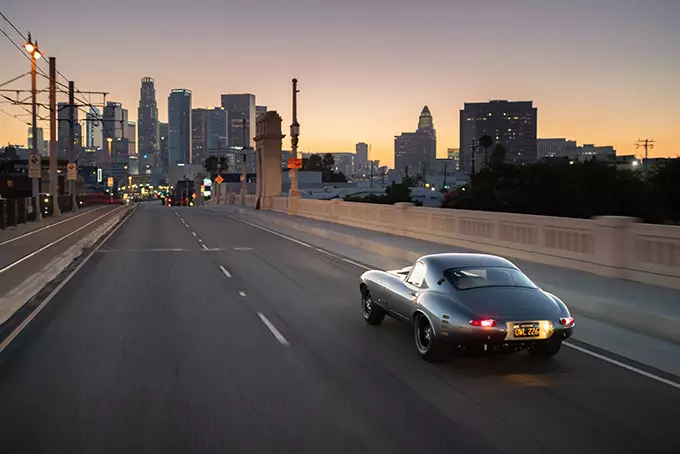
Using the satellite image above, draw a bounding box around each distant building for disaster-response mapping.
[127,122,136,156]
[168,89,192,165]
[191,108,206,165]
[85,106,101,149]
[355,142,369,171]
[159,122,169,172]
[256,105,267,120]
[101,102,128,162]
[57,102,82,159]
[537,138,578,159]
[221,94,256,148]
[460,100,537,171]
[331,152,356,176]
[27,127,47,156]
[137,77,159,173]
[447,148,460,170]
[394,106,437,177]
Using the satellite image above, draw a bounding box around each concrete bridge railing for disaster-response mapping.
[255,196,680,290]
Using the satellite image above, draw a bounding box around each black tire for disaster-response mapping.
[362,289,385,325]
[528,339,562,358]
[414,313,445,362]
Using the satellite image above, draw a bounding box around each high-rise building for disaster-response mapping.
[206,107,227,153]
[27,127,46,156]
[101,102,129,162]
[159,122,169,172]
[85,106,101,149]
[256,105,267,120]
[57,102,82,159]
[394,106,437,177]
[221,94,255,148]
[168,89,192,165]
[459,100,537,171]
[191,108,206,165]
[138,77,158,173]
[355,142,369,171]
[127,122,136,156]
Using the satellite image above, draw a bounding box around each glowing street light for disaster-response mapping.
[26,32,42,221]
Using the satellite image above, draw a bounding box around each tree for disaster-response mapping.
[648,157,680,224]
[489,144,506,167]
[322,153,335,169]
[303,154,322,170]
[479,135,494,166]
[204,156,229,177]
[0,144,19,161]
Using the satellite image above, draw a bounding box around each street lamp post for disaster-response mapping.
[289,78,300,199]
[25,33,42,221]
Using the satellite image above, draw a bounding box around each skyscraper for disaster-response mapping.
[221,94,255,148]
[138,77,158,172]
[57,102,81,159]
[394,106,437,177]
[27,127,46,156]
[256,105,267,120]
[191,108,206,165]
[168,89,192,165]
[159,122,169,172]
[102,102,128,162]
[459,100,537,171]
[85,106,101,149]
[355,142,369,170]
[127,122,136,156]
[205,107,227,153]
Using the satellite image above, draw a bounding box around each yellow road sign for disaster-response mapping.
[215,175,224,185]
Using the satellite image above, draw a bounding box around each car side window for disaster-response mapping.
[406,262,427,288]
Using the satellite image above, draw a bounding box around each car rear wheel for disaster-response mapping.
[414,313,444,362]
[528,339,562,358]
[362,290,385,325]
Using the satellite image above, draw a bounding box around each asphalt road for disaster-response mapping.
[0,202,678,453]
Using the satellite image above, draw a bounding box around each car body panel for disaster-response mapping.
[360,253,574,350]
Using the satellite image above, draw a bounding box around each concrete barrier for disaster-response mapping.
[0,205,132,327]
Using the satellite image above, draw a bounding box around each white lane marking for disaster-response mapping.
[0,205,135,354]
[192,232,197,237]
[0,206,126,275]
[316,248,340,258]
[257,312,290,346]
[315,247,371,270]
[202,244,209,251]
[564,342,680,390]
[229,216,311,248]
[219,266,231,278]
[342,257,371,270]
[0,206,107,247]
[239,291,246,296]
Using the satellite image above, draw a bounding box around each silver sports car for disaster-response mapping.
[359,253,574,362]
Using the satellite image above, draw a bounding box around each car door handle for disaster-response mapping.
[408,291,417,297]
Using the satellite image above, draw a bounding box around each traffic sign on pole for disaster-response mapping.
[214,175,224,185]
[67,163,77,181]
[28,153,41,179]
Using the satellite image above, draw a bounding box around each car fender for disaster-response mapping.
[414,292,476,334]
[542,291,571,316]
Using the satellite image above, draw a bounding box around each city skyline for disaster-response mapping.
[0,1,678,167]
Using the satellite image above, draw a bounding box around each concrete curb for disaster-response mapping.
[0,206,131,327]
[235,208,680,345]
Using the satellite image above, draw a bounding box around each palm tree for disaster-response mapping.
[322,153,335,169]
[204,156,229,177]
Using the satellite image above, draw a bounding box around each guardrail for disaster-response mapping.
[262,196,680,289]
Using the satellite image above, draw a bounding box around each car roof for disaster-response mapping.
[418,253,519,271]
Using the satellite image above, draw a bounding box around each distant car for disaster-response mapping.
[359,253,574,362]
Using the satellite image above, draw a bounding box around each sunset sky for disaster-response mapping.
[1,0,678,166]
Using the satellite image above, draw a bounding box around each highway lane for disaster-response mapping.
[184,205,680,453]
[0,202,677,453]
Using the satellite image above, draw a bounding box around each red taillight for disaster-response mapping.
[469,319,496,328]
[559,317,575,327]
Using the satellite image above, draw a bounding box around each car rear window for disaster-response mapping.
[443,267,538,290]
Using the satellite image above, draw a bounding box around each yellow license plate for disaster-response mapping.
[513,323,540,337]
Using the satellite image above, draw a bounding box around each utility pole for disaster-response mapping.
[68,81,77,211]
[289,78,300,198]
[443,160,448,189]
[635,138,655,180]
[241,153,247,204]
[26,33,41,221]
[49,57,60,216]
[215,141,221,204]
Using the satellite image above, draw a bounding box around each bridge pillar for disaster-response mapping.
[254,111,284,210]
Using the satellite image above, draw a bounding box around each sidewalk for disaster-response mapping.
[205,204,680,345]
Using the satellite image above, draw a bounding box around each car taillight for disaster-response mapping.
[559,317,575,327]
[469,319,496,328]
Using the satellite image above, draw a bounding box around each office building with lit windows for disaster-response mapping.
[459,100,537,171]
